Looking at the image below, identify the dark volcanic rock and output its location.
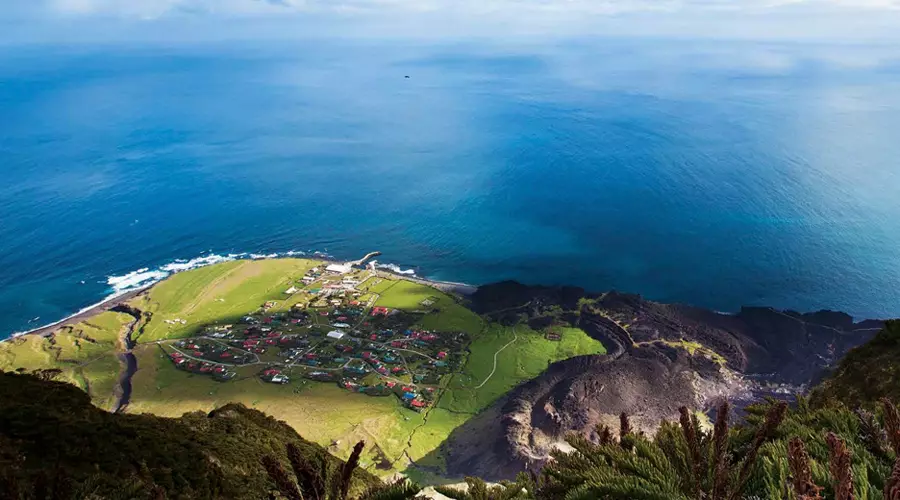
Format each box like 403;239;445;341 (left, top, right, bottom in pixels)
442;282;884;480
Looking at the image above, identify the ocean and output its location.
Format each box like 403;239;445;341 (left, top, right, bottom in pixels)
2;39;900;337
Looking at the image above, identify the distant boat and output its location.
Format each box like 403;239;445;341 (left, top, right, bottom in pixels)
29;317;40;323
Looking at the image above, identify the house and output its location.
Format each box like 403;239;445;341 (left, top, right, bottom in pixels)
327;330;346;340
271;374;289;384
285;286;298;294
437;351;447;360
370;307;390;316
333;322;350;328
410;400;427;409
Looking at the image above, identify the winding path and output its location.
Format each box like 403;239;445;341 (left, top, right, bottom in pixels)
474;330;519;390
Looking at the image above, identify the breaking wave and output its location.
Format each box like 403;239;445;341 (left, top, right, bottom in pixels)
373;261;416;276
9;249;419;339
105;251;317;294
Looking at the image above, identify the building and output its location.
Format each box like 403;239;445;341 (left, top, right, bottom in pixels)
370;307;391;316
326;263;352;274
327;330;346;340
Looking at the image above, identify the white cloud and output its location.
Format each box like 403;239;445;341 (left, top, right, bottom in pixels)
2;0;900;42
26;0;900;18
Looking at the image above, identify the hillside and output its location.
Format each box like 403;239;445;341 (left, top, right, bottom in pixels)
811;320;900;408
439;282;884;479
0;260;886;484
0;370;381;499
0;259;608;483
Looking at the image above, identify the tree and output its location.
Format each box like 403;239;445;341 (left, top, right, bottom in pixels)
534;401;788;499
433;476;529;500
261;441;419;500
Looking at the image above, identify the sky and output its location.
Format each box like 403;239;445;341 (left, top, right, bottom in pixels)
3;0;900;44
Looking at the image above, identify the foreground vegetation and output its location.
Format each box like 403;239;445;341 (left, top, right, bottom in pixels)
5;359;900;499
811;320;900;408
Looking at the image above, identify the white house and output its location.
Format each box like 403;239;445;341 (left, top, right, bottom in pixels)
271;374;290;384
327;330;346;340
332;322;350;328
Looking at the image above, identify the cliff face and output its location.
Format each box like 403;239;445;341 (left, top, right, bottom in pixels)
444;282;883;480
810;320;900;408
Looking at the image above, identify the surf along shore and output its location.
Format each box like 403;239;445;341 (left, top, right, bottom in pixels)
2;252;479;418
7;252;477;342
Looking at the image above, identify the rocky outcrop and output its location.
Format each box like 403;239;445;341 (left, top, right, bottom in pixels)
442;283;883;480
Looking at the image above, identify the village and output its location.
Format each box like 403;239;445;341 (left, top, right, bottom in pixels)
158;261;469;412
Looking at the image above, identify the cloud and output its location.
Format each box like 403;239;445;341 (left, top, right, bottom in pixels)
3;0;900;42
26;0;900;18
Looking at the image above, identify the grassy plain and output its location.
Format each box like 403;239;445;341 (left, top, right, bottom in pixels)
440;325;605;414
131;259;320;342
0;310;133;410
1;258;608;478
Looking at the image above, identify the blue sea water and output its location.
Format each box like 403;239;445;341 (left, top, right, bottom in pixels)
2;39;900;336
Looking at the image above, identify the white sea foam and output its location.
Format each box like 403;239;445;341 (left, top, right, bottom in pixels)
373;261;416;276
107;268;169;292
7;249;401;339
159;253;243;273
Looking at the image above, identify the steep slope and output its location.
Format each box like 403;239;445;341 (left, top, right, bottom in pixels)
810;320;900;408
0;371;380;499
440;283;883;480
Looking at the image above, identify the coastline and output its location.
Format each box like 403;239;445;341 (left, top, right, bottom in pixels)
5;254;478;341
6;285;153;341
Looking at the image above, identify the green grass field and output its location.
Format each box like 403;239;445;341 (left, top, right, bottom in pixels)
0;310;133;410
2;259;608;478
440;325;605;414
131;258;319;342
